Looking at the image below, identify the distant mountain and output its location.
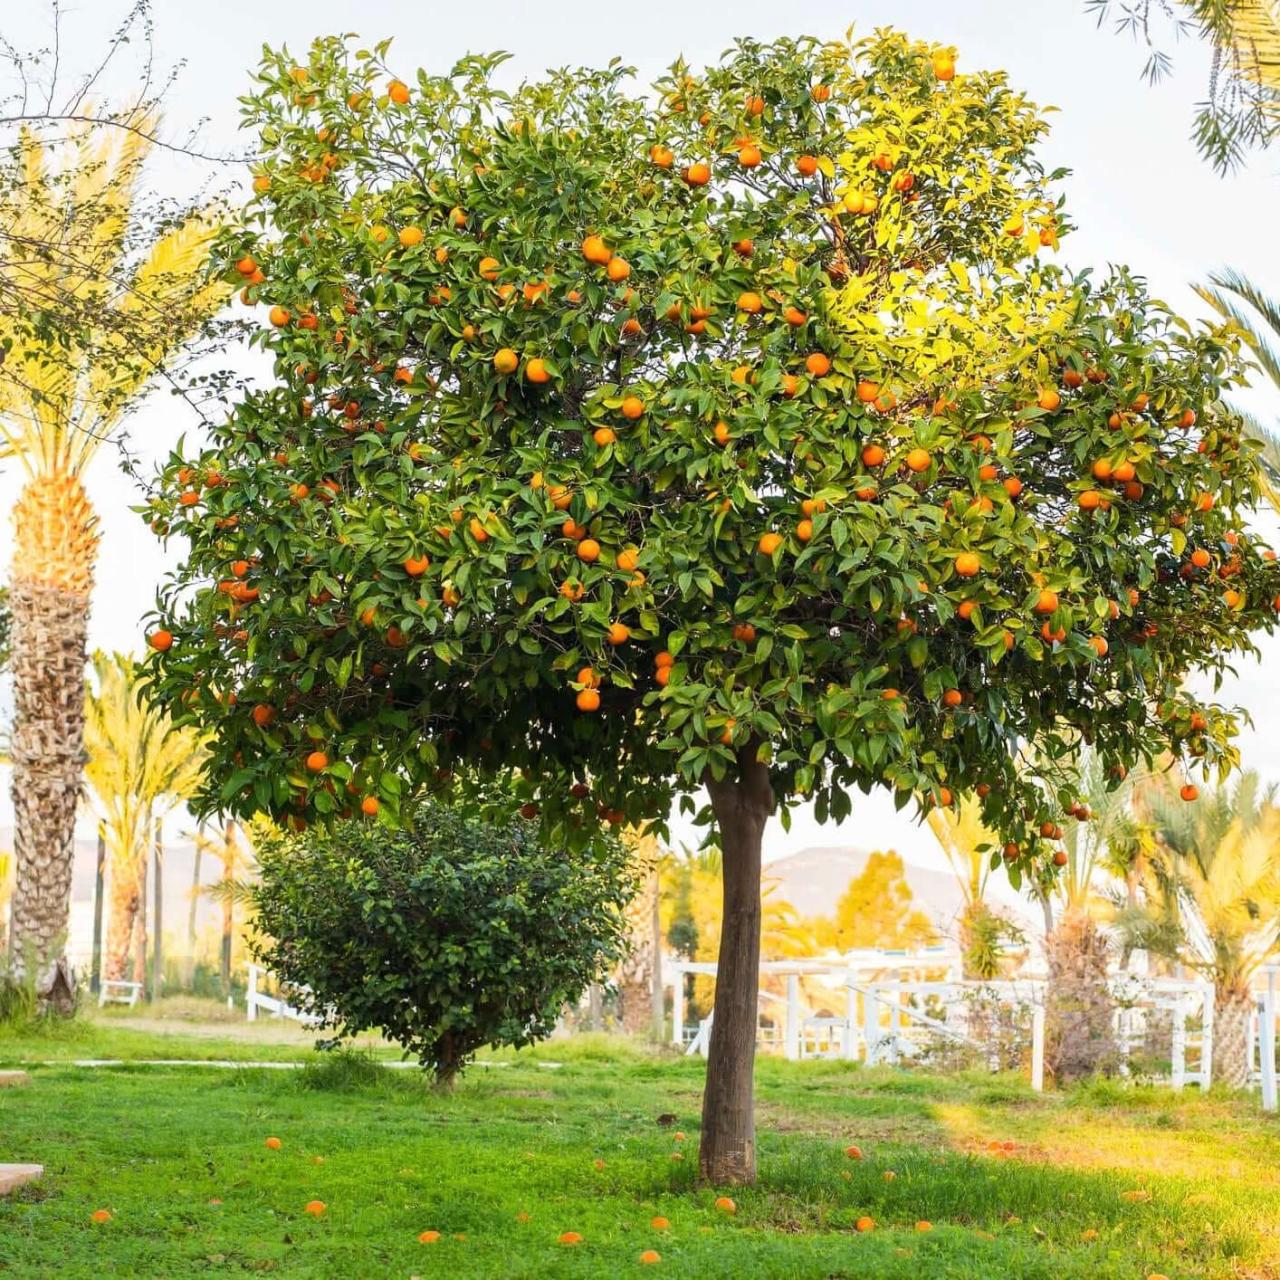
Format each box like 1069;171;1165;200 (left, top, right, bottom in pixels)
763;844;1041;944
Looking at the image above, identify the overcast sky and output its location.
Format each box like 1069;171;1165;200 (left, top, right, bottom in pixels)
2;0;1278;868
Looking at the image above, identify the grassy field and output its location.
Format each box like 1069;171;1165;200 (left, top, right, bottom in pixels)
3;1013;1280;1279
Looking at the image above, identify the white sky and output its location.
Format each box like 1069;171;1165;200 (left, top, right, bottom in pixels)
2;0;1278;870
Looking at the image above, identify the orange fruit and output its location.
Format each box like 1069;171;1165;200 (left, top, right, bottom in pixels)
796;154;818;177
265;1136;283;1150
576;689;601;713
1003;476;1023;498
805;352;832;377
811;83;832;102
361;795;380;816
617;548;640;572
147;629;173;652
268;305;290;328
1078;490;1101;511
593;427;616;447
955;552;980;578
304;1200;326;1217
651;1216;670;1229
714;1197;736;1214
855;1216;875;1232
649;144;674;168
478;256;500;281
1034;589;1059;614
1089;636;1109;657
305;750;329;773
758;532;783;555
640;1250;661;1264
493;348;519;374
796;518;814;542
1111;460;1136;483
684;162;711;185
845;1144;863;1159
738;144;762;167
525;358;551;384
404;555;430;577
942;689;963;708
857;380;881;402
621;395;645;420
581;235;611;265
655;650;674;668
388;79;410;104
91;1209;113;1223
1037;387;1061;412
398;226;424;248
607;622;630;646
1180;783;1199;802
252;704;276;728
558;1231;583;1245
915;1220;933;1232
713;421;731;446
577;539;601;563
737;291;763;314
1190;547;1210;568
905;448;931;473
861;443;885;468
418;1230;441;1243
1091;459;1113;481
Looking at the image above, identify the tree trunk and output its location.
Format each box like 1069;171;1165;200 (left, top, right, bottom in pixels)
1214;985;1254;1089
90;826;106;994
587;981;603;1030
104;856;141;983
651;866;665;1038
150;819;163;1003
698;745;774;1186
6;470;97;1003
185;827;203;989
220;893;233;995
132;852;148;988
1044;908;1118;1084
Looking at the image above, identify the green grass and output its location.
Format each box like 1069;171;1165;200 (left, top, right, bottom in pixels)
3;1025;1280;1278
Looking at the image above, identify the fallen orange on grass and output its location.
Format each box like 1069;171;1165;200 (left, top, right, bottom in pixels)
91;1209;112;1224
651;1216;670;1229
304;1200;326;1217
855;1216;875;1232
418;1230;441;1243
640;1250;662;1264
264;1136;282;1150
558;1231;583;1245
844;1144;863;1159
714;1196;736;1214
915;1220;933;1231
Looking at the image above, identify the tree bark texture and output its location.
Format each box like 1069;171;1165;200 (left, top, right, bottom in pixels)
698;745;774;1185
1214;986;1254;1089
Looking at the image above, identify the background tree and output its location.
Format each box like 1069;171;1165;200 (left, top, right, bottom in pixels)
148;31;1278;1182
251;799;635;1089
0;110;228;995
614;827;663;1035
804;850;936;953
1088;1;1280;170
193;820;258;995
83;651;206;984
1120;770;1280;1086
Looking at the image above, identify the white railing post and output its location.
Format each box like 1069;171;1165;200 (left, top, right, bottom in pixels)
1171;1000;1186;1091
670;965;684;1048
863;985;879;1066
1031;1000;1045;1092
246;963;259;1021
1262;980;1277;1112
843;971;858;1060
1199;982;1214;1089
785;974;801;1061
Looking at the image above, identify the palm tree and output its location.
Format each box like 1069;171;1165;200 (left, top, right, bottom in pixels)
0;851;13;953
193;821;259;995
82;652;206;985
926;797;1021;979
1122;770;1280;1087
0;119;227;995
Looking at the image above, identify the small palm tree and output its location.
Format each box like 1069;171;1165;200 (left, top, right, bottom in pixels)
193;821;259;994
0;119;227;993
1122;771;1280;1087
83;652;206;984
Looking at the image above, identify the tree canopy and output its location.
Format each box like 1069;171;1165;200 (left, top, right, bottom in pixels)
146;28;1278;888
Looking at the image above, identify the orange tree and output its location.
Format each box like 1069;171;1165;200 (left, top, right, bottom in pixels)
142;30;1279;1183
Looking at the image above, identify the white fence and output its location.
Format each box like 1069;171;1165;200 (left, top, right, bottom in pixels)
245;964;319;1025
1255;965;1278;1110
668;955;1214;1092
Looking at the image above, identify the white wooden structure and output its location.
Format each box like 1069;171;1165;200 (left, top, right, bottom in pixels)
97;979;142;1008
668;954;1214;1092
1254;964;1278;1111
245;964;319;1025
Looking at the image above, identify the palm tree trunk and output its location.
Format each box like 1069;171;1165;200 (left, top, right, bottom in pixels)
104;857;141;983
1214;985;1255;1089
150;819;163;1003
90;825;106;994
131;853;148;987
220;890;233;995
1044;908;1118;1084
6;472;97;1004
185;832;202;990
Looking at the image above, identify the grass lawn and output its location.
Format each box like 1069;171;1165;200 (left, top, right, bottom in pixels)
3;1022;1280;1279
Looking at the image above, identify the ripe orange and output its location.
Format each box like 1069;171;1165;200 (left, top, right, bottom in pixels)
593;427;616;447
783;306;807;326
361;795;380;816
469;517;489;542
811;83;832;102
404;555;430;577
621;395;645;420
733;622;757;644
796;154;818;177
942;689;963;708
493;348;519;375
655;650;675;668
478;256;500;280
265;1136;283;1150
684;162;711;185
1180;783;1199;802
855;1216;875;1232
714;1197;736;1214
1190;548;1210;568
1003;476;1023;498
655;666;671;687
651;1216;670;1229
525;358;551;384
905;448;931;473
1034;589;1059;614
577;539;601;563
607;622;630;645
955;552;980;578
957;600;977;621
805;352;832;377
268;305;290;328
845;1144;863;1159
91;1208;113;1223
398;226;424;248
796;518;814;542
418;1230;441;1243
1091;458;1113;481
252;704;276;728
581;235;612;265
780;374;799;398
606;256;631;282
932;52;956;80
443;585;462;608
617;548;640;572
577;666;600;689
1195;491;1215;512
713;421;731;446
304;1200;326;1217
558;1231;583;1245
305;751;329;773
147;629;173;652
758;532;783;555
1089;636;1109;657
576;689;601;713
915;1220;933;1232
1037;387;1061;412
640;1251;661;1265
733;238;753;257
737;291;763;314
861;443;885;468
388;79;410;104
649;144;674;168
1078;490;1101;511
